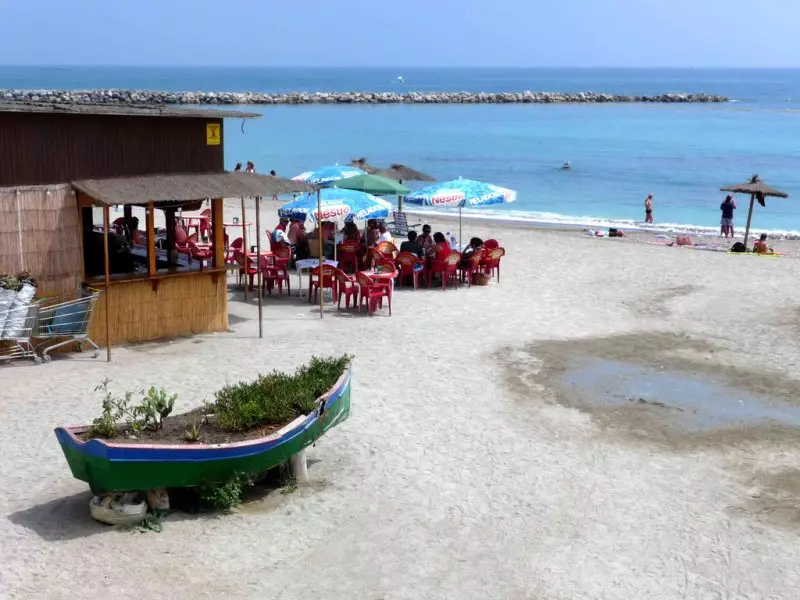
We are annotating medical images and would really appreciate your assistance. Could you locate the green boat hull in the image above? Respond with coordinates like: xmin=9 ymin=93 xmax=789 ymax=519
xmin=54 ymin=367 xmax=351 ymax=493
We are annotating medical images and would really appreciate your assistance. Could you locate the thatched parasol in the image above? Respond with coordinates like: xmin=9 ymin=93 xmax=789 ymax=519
xmin=349 ymin=158 xmax=381 ymax=174
xmin=376 ymin=163 xmax=435 ymax=183
xmin=720 ymin=175 xmax=788 ymax=248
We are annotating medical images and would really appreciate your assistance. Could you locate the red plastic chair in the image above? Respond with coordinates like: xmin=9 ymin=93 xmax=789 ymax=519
xmin=376 ymin=240 xmax=398 ymax=260
xmin=484 ymin=239 xmax=499 ymax=250
xmin=427 ymin=252 xmax=461 ymax=290
xmin=260 ymin=255 xmax=290 ymax=297
xmin=459 ymin=249 xmax=485 ymax=287
xmin=356 ymin=271 xmax=391 ymax=316
xmin=199 ymin=209 xmax=212 ymax=238
xmin=309 ymin=264 xmax=336 ymax=304
xmin=364 ymin=247 xmax=383 ymax=270
xmin=273 ymin=245 xmax=292 ymax=270
xmin=337 ymin=240 xmax=362 ymax=274
xmin=234 ymin=250 xmax=258 ymax=290
xmin=189 ymin=241 xmax=213 ymax=265
xmin=481 ymin=247 xmax=505 ymax=282
xmin=395 ymin=251 xmax=424 ymax=289
xmin=226 ymin=237 xmax=244 ymax=264
xmin=333 ymin=268 xmax=359 ymax=311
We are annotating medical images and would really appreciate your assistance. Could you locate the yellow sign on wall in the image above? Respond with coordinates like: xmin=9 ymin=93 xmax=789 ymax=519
xmin=206 ymin=123 xmax=221 ymax=146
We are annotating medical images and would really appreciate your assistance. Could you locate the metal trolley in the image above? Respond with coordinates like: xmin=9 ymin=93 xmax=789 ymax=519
xmin=0 ymin=301 xmax=41 ymax=363
xmin=34 ymin=288 xmax=101 ymax=362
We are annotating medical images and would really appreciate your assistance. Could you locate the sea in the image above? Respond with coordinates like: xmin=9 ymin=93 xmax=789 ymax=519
xmin=3 ymin=66 xmax=800 ymax=236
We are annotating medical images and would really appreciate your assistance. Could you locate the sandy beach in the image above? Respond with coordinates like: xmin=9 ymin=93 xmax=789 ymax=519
xmin=1 ymin=198 xmax=799 ymax=599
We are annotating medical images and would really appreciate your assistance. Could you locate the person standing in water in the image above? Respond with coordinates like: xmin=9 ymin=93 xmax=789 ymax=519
xmin=720 ymin=194 xmax=736 ymax=238
xmin=644 ymin=194 xmax=654 ymax=224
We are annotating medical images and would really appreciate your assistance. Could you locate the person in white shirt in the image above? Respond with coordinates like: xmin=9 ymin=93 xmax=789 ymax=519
xmin=377 ymin=223 xmax=393 ymax=243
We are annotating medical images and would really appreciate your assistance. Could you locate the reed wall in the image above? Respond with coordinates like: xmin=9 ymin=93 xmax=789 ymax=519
xmin=0 ymin=184 xmax=82 ymax=296
xmin=88 ymin=272 xmax=228 ymax=346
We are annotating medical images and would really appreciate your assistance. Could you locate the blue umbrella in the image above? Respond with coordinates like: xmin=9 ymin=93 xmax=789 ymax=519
xmin=278 ymin=187 xmax=392 ymax=223
xmin=291 ymin=165 xmax=366 ymax=185
xmin=404 ymin=178 xmax=516 ymax=245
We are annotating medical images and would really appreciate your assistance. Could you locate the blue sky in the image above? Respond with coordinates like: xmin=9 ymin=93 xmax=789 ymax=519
xmin=2 ymin=0 xmax=798 ymax=67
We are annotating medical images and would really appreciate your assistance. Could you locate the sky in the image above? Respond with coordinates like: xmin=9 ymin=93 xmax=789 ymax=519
xmin=1 ymin=0 xmax=799 ymax=68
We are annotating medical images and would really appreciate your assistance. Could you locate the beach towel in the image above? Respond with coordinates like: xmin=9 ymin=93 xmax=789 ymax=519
xmin=1 ymin=283 xmax=36 ymax=339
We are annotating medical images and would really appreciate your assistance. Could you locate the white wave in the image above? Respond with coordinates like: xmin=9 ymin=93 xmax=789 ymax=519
xmin=405 ymin=206 xmax=800 ymax=240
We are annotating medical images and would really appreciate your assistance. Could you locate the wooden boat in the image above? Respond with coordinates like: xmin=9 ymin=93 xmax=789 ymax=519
xmin=54 ymin=366 xmax=351 ymax=493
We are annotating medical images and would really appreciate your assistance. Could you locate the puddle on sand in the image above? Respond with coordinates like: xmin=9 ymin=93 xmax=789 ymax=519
xmin=562 ymin=358 xmax=800 ymax=431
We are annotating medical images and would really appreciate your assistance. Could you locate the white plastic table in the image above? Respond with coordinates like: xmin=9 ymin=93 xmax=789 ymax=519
xmin=294 ymin=258 xmax=338 ymax=297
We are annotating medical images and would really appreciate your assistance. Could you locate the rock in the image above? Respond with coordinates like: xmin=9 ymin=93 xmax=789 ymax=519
xmin=0 ymin=89 xmax=729 ymax=106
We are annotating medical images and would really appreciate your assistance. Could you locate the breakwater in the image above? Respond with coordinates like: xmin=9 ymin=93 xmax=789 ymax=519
xmin=0 ymin=89 xmax=728 ymax=105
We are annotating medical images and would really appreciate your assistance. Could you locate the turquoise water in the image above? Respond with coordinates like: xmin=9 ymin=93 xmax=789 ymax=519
xmin=3 ymin=67 xmax=800 ymax=234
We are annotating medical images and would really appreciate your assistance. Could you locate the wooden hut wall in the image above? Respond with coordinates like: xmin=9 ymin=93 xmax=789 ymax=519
xmin=0 ymin=113 xmax=224 ymax=186
xmin=0 ymin=184 xmax=82 ymax=295
xmin=88 ymin=273 xmax=228 ymax=346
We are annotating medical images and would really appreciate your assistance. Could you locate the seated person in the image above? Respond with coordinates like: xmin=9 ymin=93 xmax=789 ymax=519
xmin=753 ymin=233 xmax=773 ymax=254
xmin=274 ymin=217 xmax=289 ymax=232
xmin=459 ymin=237 xmax=484 ymax=268
xmin=287 ymin=218 xmax=305 ymax=245
xmin=272 ymin=227 xmax=291 ymax=248
xmin=427 ymin=232 xmax=451 ymax=259
xmin=342 ymin=221 xmax=361 ymax=242
xmin=377 ymin=223 xmax=393 ymax=244
xmin=366 ymin=220 xmax=381 ymax=246
xmin=399 ymin=230 xmax=424 ymax=258
xmin=417 ymin=224 xmax=434 ymax=251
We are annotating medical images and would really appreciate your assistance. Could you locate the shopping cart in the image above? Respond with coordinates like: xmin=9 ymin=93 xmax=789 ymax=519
xmin=34 ymin=288 xmax=101 ymax=362
xmin=0 ymin=301 xmax=40 ymax=363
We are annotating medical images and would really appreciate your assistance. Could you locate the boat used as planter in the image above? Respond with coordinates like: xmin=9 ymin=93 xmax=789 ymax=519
xmin=55 ymin=365 xmax=352 ymax=494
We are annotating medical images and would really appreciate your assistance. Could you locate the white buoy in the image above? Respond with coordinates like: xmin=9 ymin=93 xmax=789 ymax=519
xmin=289 ymin=449 xmax=309 ymax=484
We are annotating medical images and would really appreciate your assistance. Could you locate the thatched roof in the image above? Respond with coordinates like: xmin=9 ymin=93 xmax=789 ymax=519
xmin=349 ymin=158 xmax=380 ymax=174
xmin=377 ymin=163 xmax=435 ymax=182
xmin=720 ymin=175 xmax=788 ymax=198
xmin=350 ymin=158 xmax=434 ymax=181
xmin=72 ymin=172 xmax=316 ymax=205
xmin=0 ymin=102 xmax=261 ymax=120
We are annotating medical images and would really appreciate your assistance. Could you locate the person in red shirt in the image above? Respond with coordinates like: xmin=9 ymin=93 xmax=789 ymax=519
xmin=427 ymin=232 xmax=451 ymax=259
xmin=275 ymin=217 xmax=288 ymax=232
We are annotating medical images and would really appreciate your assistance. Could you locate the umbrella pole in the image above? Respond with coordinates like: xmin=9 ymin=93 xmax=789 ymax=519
xmin=459 ymin=206 xmax=462 ymax=250
xmin=241 ymin=196 xmax=248 ymax=301
xmin=256 ymin=195 xmax=262 ymax=339
xmin=318 ymin=189 xmax=324 ymax=319
xmin=743 ymin=193 xmax=755 ymax=249
xmin=398 ymin=194 xmax=403 ymax=212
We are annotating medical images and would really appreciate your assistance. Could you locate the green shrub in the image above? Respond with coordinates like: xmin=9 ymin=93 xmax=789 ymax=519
xmin=214 ymin=354 xmax=351 ymax=432
xmin=198 ymin=473 xmax=253 ymax=510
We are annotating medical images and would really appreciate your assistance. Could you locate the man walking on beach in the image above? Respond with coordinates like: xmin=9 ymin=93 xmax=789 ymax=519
xmin=644 ymin=194 xmax=654 ymax=224
xmin=720 ymin=194 xmax=736 ymax=238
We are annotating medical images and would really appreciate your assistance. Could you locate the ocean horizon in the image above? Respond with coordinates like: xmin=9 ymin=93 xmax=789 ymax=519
xmin=3 ymin=65 xmax=800 ymax=236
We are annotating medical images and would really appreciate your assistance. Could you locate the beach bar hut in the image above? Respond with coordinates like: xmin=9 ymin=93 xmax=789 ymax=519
xmin=0 ymin=102 xmax=307 ymax=354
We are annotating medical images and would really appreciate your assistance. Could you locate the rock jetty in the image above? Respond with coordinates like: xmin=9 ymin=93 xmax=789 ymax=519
xmin=0 ymin=89 xmax=728 ymax=105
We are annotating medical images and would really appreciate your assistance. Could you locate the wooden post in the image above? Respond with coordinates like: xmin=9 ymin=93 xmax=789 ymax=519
xmin=256 ymin=196 xmax=263 ymax=339
xmin=743 ymin=193 xmax=756 ymax=249
xmin=102 ymin=205 xmax=112 ymax=362
xmin=211 ymin=198 xmax=225 ymax=267
xmin=146 ymin=201 xmax=156 ymax=277
xmin=318 ymin=189 xmax=324 ymax=318
xmin=241 ymin=197 xmax=248 ymax=301
xmin=165 ymin=208 xmax=176 ymax=267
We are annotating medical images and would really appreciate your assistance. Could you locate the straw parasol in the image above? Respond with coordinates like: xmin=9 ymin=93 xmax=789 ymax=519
xmin=720 ymin=175 xmax=788 ymax=248
xmin=376 ymin=163 xmax=435 ymax=182
xmin=349 ymin=158 xmax=380 ymax=174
